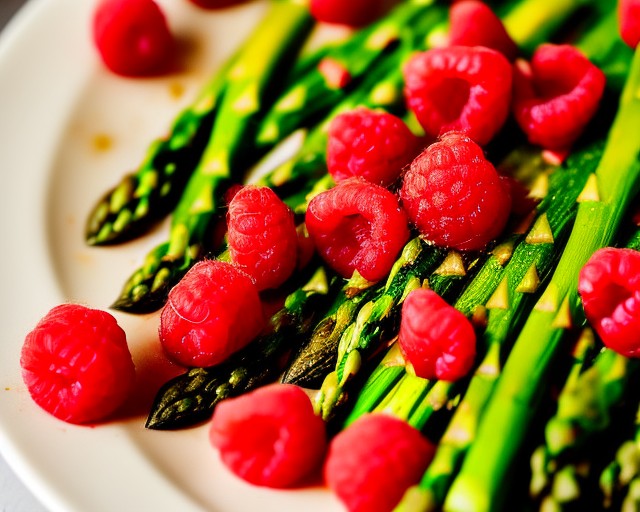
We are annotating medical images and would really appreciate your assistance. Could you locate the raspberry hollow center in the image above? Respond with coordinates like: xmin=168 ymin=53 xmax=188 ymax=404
xmin=430 ymin=77 xmax=471 ymax=122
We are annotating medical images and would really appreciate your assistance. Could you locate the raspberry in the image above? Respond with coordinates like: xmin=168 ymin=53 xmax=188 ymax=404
xmin=324 ymin=413 xmax=435 ymax=512
xmin=512 ymin=44 xmax=606 ymax=151
xmin=310 ymin=0 xmax=391 ymax=27
xmin=20 ymin=304 xmax=135 ymax=424
xmin=400 ymin=132 xmax=511 ymax=251
xmin=398 ymin=289 xmax=476 ymax=381
xmin=327 ymin=107 xmax=419 ymax=187
xmin=227 ymin=186 xmax=298 ymax=291
xmin=159 ymin=260 xmax=265 ymax=367
xmin=620 ymin=0 xmax=640 ymax=49
xmin=318 ymin=58 xmax=352 ymax=90
xmin=93 ymin=0 xmax=174 ymax=77
xmin=305 ymin=178 xmax=410 ymax=282
xmin=210 ymin=384 xmax=326 ymax=488
xmin=403 ymin=46 xmax=512 ymax=146
xmin=578 ymin=248 xmax=640 ymax=358
xmin=448 ymin=0 xmax=518 ymax=61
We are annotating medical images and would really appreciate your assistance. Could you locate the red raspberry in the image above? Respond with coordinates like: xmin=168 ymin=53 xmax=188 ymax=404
xmin=318 ymin=58 xmax=352 ymax=90
xmin=578 ymin=248 xmax=640 ymax=358
xmin=400 ymin=132 xmax=511 ymax=251
xmin=398 ymin=289 xmax=476 ymax=381
xmin=327 ymin=107 xmax=419 ymax=187
xmin=20 ymin=304 xmax=135 ymax=424
xmin=227 ymin=186 xmax=298 ymax=291
xmin=93 ymin=0 xmax=174 ymax=77
xmin=512 ymin=44 xmax=606 ymax=151
xmin=324 ymin=413 xmax=436 ymax=512
xmin=620 ymin=0 xmax=640 ymax=49
xmin=305 ymin=178 xmax=410 ymax=282
xmin=159 ymin=260 xmax=265 ymax=367
xmin=209 ymin=384 xmax=327 ymax=488
xmin=448 ymin=0 xmax=518 ymax=61
xmin=403 ymin=46 xmax=512 ymax=146
xmin=310 ymin=0 xmax=391 ymax=26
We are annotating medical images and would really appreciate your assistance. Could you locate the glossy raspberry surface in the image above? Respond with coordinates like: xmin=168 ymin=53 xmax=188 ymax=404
xmin=578 ymin=248 xmax=640 ymax=358
xmin=620 ymin=0 xmax=640 ymax=49
xmin=512 ymin=44 xmax=605 ymax=150
xmin=448 ymin=0 xmax=518 ymax=61
xmin=327 ymin=107 xmax=419 ymax=187
xmin=227 ymin=185 xmax=298 ymax=291
xmin=310 ymin=0 xmax=390 ymax=27
xmin=400 ymin=132 xmax=511 ymax=251
xmin=159 ymin=260 xmax=265 ymax=367
xmin=398 ymin=289 xmax=476 ymax=381
xmin=403 ymin=46 xmax=512 ymax=146
xmin=306 ymin=178 xmax=410 ymax=282
xmin=93 ymin=0 xmax=173 ymax=77
xmin=210 ymin=384 xmax=326 ymax=488
xmin=20 ymin=304 xmax=135 ymax=424
xmin=324 ymin=413 xmax=435 ymax=512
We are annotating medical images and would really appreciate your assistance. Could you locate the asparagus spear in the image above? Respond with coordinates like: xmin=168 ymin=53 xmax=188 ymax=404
xmin=85 ymin=57 xmax=231 ymax=246
xmin=146 ymin=264 xmax=338 ymax=430
xmin=111 ymin=0 xmax=314 ymax=313
xmin=444 ymin=43 xmax=640 ymax=512
xmin=254 ymin=0 xmax=444 ymax=149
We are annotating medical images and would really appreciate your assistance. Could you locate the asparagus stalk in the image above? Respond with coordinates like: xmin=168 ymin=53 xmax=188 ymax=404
xmin=85 ymin=57 xmax=232 ymax=246
xmin=111 ymin=0 xmax=314 ymax=313
xmin=254 ymin=0 xmax=444 ymax=149
xmin=313 ymin=238 xmax=448 ymax=421
xmin=444 ymin=44 xmax=640 ymax=512
xmin=146 ymin=264 xmax=337 ymax=430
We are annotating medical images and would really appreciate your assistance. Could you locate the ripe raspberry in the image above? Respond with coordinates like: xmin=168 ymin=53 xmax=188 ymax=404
xmin=305 ymin=178 xmax=410 ymax=282
xmin=93 ymin=0 xmax=174 ymax=77
xmin=512 ymin=44 xmax=606 ymax=151
xmin=398 ymin=289 xmax=476 ymax=381
xmin=448 ymin=0 xmax=518 ymax=61
xmin=400 ymin=132 xmax=511 ymax=251
xmin=227 ymin=185 xmax=298 ymax=291
xmin=324 ymin=413 xmax=435 ymax=512
xmin=578 ymin=248 xmax=640 ymax=358
xmin=20 ymin=304 xmax=135 ymax=424
xmin=327 ymin=107 xmax=419 ymax=187
xmin=210 ymin=384 xmax=327 ymax=488
xmin=403 ymin=46 xmax=512 ymax=146
xmin=159 ymin=260 xmax=265 ymax=367
xmin=620 ymin=0 xmax=640 ymax=49
xmin=310 ymin=0 xmax=391 ymax=27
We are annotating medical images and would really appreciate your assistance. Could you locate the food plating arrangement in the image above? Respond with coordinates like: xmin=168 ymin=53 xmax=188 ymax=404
xmin=13 ymin=0 xmax=640 ymax=510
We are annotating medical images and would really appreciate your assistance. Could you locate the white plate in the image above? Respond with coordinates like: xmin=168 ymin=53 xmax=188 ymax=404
xmin=0 ymin=1 xmax=343 ymax=510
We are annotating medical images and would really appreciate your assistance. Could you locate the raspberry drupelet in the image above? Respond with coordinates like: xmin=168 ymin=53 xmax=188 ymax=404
xmin=327 ymin=107 xmax=419 ymax=187
xmin=227 ymin=185 xmax=299 ymax=291
xmin=159 ymin=260 xmax=265 ymax=368
xmin=305 ymin=178 xmax=410 ymax=282
xmin=400 ymin=132 xmax=512 ymax=251
xmin=620 ymin=0 xmax=640 ymax=50
xmin=403 ymin=45 xmax=513 ymax=146
xmin=20 ymin=304 xmax=136 ymax=424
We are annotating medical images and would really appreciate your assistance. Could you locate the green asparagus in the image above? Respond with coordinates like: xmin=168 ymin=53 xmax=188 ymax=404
xmin=111 ymin=0 xmax=314 ymax=313
xmin=444 ymin=44 xmax=640 ymax=512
